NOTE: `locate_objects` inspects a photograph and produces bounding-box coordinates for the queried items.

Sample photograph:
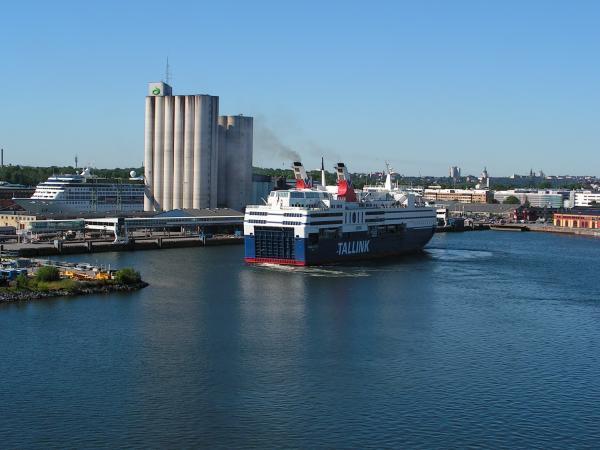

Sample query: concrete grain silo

[143,96,155,211]
[172,96,185,209]
[218,115,254,211]
[193,95,219,209]
[217,116,228,207]
[183,95,195,209]
[162,95,174,211]
[152,95,164,211]
[144,82,251,212]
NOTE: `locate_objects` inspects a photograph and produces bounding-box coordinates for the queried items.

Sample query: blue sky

[1,0,598,176]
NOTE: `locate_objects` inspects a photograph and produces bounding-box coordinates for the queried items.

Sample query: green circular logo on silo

[152,87,161,95]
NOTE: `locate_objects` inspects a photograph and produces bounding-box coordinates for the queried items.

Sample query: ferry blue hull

[245,227,435,266]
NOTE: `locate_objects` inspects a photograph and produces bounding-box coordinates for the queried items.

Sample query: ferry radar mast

[384,161,394,191]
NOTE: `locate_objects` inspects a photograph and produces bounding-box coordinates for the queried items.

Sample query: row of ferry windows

[248,211,303,217]
[270,191,328,199]
[248,219,302,226]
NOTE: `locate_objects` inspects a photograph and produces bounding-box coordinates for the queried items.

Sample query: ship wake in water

[251,263,370,278]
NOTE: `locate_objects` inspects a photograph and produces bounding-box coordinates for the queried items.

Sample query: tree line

[0,165,144,186]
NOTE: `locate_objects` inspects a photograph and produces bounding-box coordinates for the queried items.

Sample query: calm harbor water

[1,231,600,448]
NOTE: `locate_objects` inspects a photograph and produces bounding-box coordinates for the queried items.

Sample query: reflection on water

[426,247,494,261]
[1,233,600,448]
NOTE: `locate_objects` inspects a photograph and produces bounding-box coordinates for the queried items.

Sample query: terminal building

[24,209,244,243]
[144,82,253,212]
[553,209,600,229]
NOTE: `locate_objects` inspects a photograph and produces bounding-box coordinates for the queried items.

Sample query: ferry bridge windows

[305,192,322,199]
[345,211,364,224]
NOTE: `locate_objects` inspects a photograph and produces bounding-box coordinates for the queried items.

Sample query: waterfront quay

[515,222,600,237]
[3,208,244,256]
[3,233,242,257]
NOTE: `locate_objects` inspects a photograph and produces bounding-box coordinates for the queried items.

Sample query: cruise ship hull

[13,198,143,215]
[244,227,435,266]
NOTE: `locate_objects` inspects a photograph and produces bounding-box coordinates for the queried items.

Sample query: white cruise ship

[13,169,144,215]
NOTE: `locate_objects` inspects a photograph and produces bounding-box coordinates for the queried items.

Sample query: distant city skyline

[1,0,599,176]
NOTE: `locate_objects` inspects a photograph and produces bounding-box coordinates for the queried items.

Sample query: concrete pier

[4,236,243,257]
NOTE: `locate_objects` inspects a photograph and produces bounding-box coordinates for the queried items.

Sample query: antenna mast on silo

[165,57,171,85]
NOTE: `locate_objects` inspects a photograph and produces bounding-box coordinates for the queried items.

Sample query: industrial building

[251,174,275,205]
[494,190,567,208]
[144,82,253,212]
[434,201,517,220]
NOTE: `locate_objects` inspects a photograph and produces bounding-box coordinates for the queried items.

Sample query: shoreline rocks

[0,281,149,303]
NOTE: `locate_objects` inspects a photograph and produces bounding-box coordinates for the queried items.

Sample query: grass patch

[36,279,79,292]
[3,277,80,293]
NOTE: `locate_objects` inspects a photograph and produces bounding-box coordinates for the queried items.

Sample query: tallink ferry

[244,161,436,266]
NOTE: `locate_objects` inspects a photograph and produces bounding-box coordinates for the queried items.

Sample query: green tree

[503,196,521,205]
[0,165,144,186]
[114,268,141,285]
[36,266,60,282]
[16,274,30,289]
